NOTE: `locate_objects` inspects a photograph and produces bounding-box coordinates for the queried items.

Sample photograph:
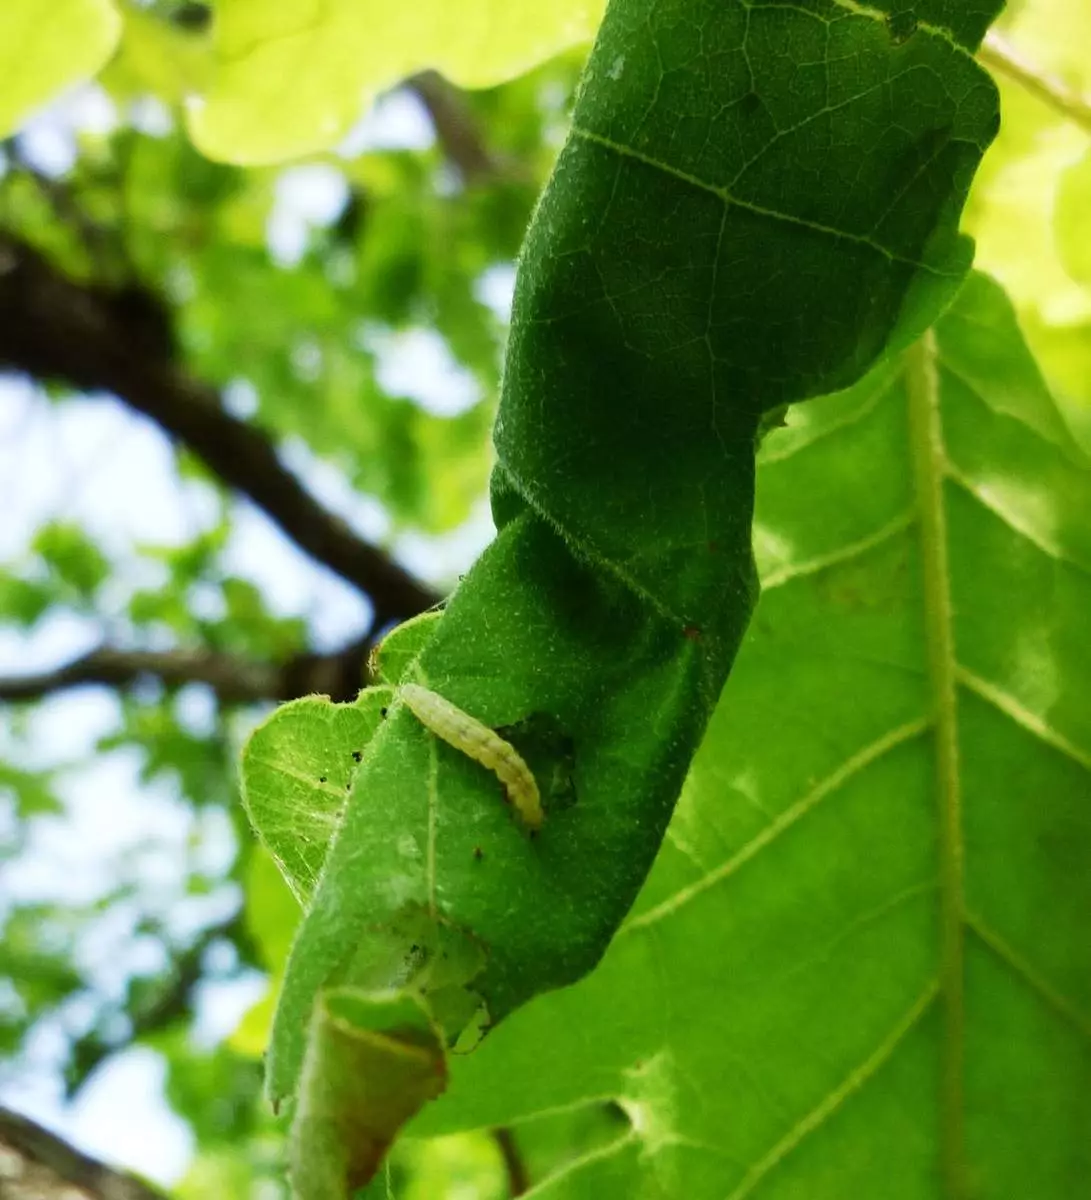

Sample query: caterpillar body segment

[398,684,544,831]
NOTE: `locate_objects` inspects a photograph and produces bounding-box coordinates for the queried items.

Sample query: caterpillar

[398,683,543,831]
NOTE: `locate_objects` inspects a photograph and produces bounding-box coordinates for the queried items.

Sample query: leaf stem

[979,31,1091,134]
[493,1126,530,1196]
[906,331,965,1197]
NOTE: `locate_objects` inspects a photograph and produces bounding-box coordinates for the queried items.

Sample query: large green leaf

[187,0,607,163]
[0,0,121,138]
[240,0,1002,1189]
[414,271,1091,1196]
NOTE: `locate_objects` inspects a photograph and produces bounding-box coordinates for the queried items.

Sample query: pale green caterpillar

[398,683,543,831]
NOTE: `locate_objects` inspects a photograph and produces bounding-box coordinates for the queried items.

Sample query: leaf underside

[240,0,1010,1192]
[414,271,1091,1198]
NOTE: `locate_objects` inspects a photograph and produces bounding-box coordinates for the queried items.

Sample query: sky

[0,79,513,1187]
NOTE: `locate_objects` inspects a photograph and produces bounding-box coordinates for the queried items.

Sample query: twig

[406,71,507,184]
[0,637,375,706]
[0,646,278,705]
[64,910,262,1097]
[493,1126,529,1196]
[0,1105,171,1200]
[979,30,1091,134]
[0,235,440,626]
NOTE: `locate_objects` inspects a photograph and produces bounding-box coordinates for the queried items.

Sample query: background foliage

[1,0,1088,1197]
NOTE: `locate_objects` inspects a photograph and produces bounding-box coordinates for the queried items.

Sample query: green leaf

[161,1037,264,1147]
[0,0,121,138]
[0,762,61,822]
[240,0,1001,1185]
[101,4,211,106]
[0,571,51,627]
[415,272,1091,1196]
[0,906,82,1013]
[243,846,302,973]
[33,520,110,599]
[1010,311,1091,455]
[187,0,608,164]
[241,691,389,907]
[366,611,443,686]
[289,987,447,1199]
[375,1131,509,1200]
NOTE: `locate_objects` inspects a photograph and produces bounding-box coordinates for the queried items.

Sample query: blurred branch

[66,909,261,1097]
[979,31,1091,133]
[0,636,375,707]
[493,1126,529,1196]
[0,646,279,705]
[0,234,440,626]
[406,70,506,183]
[0,1105,170,1200]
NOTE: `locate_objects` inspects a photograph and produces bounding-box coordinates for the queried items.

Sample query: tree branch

[0,637,376,706]
[0,1105,171,1200]
[406,71,506,184]
[0,235,440,626]
[492,1126,529,1196]
[64,909,262,1098]
[0,646,278,705]
[979,30,1091,134]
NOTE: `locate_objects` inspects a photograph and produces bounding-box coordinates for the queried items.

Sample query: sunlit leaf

[0,0,121,137]
[187,0,607,163]
[101,5,211,106]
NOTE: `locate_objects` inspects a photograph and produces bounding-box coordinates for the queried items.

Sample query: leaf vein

[760,510,914,590]
[532,1130,638,1193]
[243,758,351,810]
[956,667,1091,771]
[758,368,898,464]
[965,911,1091,1043]
[722,983,939,1200]
[570,126,960,277]
[907,330,965,1193]
[494,462,687,626]
[944,462,1091,577]
[623,718,930,933]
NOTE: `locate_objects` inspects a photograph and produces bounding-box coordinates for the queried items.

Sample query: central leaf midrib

[906,329,966,1197]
